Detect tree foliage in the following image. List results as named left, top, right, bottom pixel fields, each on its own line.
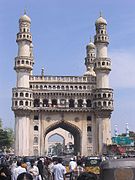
left=52, top=143, right=63, bottom=155
left=0, top=119, right=14, bottom=152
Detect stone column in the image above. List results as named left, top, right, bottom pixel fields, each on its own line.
left=57, top=99, right=60, bottom=107
left=81, top=118, right=88, bottom=156
left=66, top=99, right=69, bottom=108
left=48, top=99, right=52, bottom=107
left=83, top=99, right=86, bottom=108
left=74, top=98, right=78, bottom=108
left=15, top=113, right=30, bottom=156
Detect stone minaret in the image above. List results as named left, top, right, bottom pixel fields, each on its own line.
left=93, top=14, right=113, bottom=154
left=84, top=38, right=96, bottom=76
left=12, top=12, right=34, bottom=156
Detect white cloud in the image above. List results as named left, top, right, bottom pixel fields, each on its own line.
left=110, top=49, right=135, bottom=88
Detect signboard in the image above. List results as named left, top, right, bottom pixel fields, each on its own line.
left=112, top=136, right=134, bottom=146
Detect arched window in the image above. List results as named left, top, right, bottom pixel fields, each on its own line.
left=43, top=99, right=49, bottom=107
left=87, top=126, right=92, bottom=132
left=103, top=93, right=106, bottom=98
left=57, top=86, right=60, bottom=89
left=36, top=85, right=38, bottom=89
left=69, top=99, right=74, bottom=108
left=15, top=93, right=18, bottom=97
left=34, top=115, right=39, bottom=120
left=20, top=92, right=24, bottom=97
left=70, top=86, right=73, bottom=90
left=98, top=101, right=101, bottom=106
left=15, top=101, right=18, bottom=106
left=34, top=137, right=38, bottom=144
left=34, top=149, right=38, bottom=156
left=34, top=99, right=40, bottom=107
left=98, top=94, right=101, bottom=98
left=34, top=125, right=38, bottom=131
left=19, top=101, right=23, bottom=106
left=86, top=100, right=91, bottom=107
left=25, top=93, right=29, bottom=97
left=108, top=101, right=111, bottom=106
left=78, top=99, right=83, bottom=107
left=25, top=101, right=28, bottom=106
left=52, top=99, right=57, bottom=107
left=66, top=86, right=69, bottom=90
left=40, top=85, right=43, bottom=89
left=61, top=86, right=64, bottom=90
left=87, top=116, right=92, bottom=121
left=103, top=101, right=106, bottom=106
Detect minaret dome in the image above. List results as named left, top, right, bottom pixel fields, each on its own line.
left=19, top=14, right=31, bottom=23
left=95, top=14, right=107, bottom=25
left=86, top=41, right=95, bottom=50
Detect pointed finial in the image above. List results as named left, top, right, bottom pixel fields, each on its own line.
left=24, top=9, right=26, bottom=15
left=90, top=37, right=92, bottom=42
left=41, top=68, right=44, bottom=76
left=100, top=11, right=102, bottom=17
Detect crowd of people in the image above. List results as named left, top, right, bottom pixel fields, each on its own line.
left=0, top=155, right=98, bottom=180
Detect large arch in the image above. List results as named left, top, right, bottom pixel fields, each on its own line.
left=44, top=121, right=82, bottom=155
left=47, top=133, right=65, bottom=155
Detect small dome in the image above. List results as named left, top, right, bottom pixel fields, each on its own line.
left=30, top=43, right=34, bottom=48
left=19, top=14, right=31, bottom=23
left=87, top=41, right=95, bottom=49
left=95, top=16, right=107, bottom=25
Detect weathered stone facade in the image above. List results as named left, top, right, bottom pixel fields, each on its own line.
left=12, top=13, right=113, bottom=156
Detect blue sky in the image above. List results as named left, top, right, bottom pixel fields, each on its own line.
left=0, top=0, right=135, bottom=135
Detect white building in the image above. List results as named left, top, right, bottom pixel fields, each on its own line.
left=12, top=13, right=113, bottom=156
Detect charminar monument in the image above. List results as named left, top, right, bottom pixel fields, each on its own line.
left=12, top=12, right=113, bottom=156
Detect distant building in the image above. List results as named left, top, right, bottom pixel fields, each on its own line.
left=12, top=13, right=113, bottom=156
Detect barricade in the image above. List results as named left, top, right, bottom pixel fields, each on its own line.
left=100, top=158, right=135, bottom=180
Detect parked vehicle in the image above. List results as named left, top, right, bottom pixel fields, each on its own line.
left=84, top=156, right=102, bottom=175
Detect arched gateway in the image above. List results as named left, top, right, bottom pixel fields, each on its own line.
left=44, top=121, right=81, bottom=155
left=12, top=13, right=113, bottom=156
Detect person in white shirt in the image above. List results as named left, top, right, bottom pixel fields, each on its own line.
left=28, top=159, right=39, bottom=180
left=12, top=160, right=26, bottom=180
left=53, top=158, right=66, bottom=180
left=69, top=157, right=77, bottom=180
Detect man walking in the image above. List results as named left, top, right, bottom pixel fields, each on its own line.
left=53, top=158, right=66, bottom=180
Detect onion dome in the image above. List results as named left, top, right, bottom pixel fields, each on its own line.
left=86, top=38, right=95, bottom=49
left=95, top=13, right=107, bottom=25
left=19, top=12, right=31, bottom=23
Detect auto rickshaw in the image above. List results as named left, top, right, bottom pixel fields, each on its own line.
left=84, top=156, right=102, bottom=175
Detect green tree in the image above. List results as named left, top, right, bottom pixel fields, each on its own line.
left=52, top=143, right=63, bottom=155
left=0, top=119, right=14, bottom=152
